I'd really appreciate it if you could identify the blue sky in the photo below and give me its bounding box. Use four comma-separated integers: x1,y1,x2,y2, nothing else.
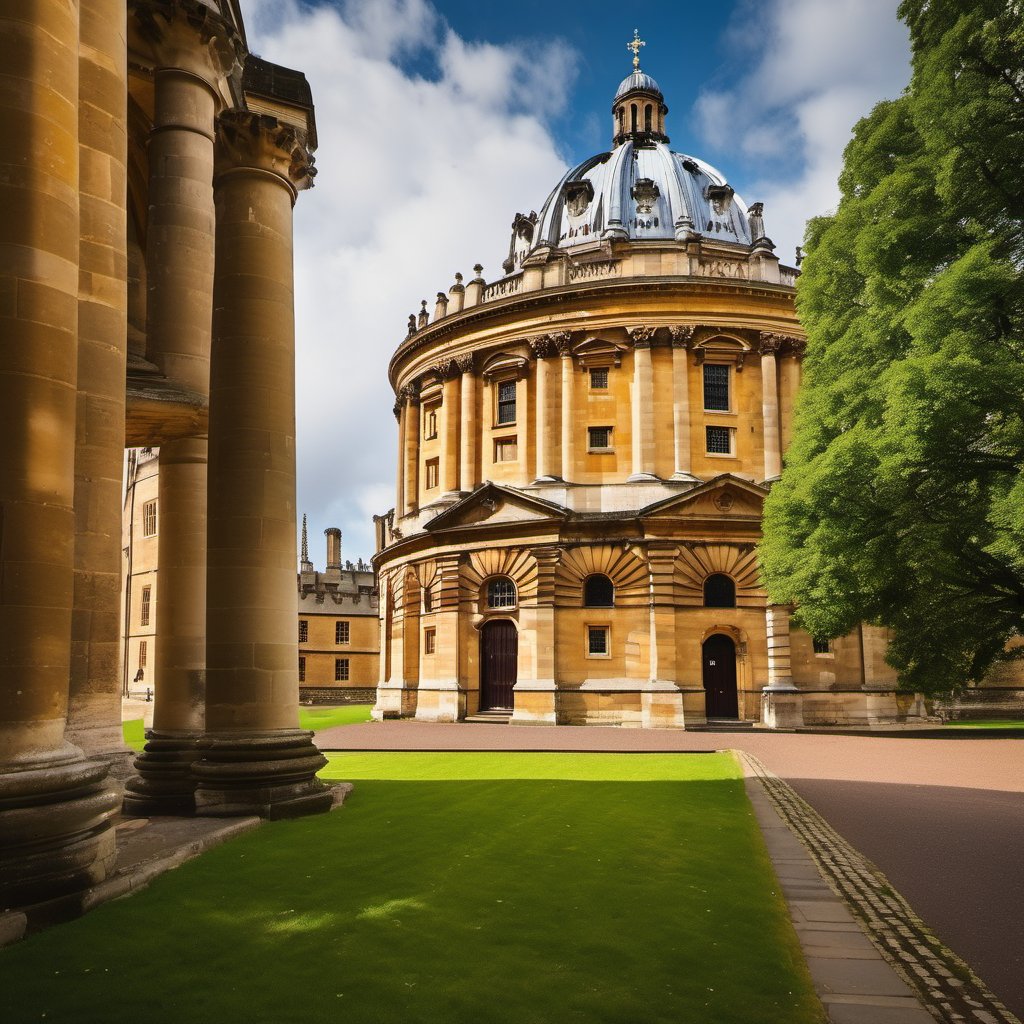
243,0,911,563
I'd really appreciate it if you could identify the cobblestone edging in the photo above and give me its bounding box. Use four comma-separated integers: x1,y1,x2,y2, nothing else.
741,752,1020,1024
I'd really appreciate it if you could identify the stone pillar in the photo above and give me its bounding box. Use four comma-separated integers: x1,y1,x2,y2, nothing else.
372,572,407,720
402,386,420,516
669,326,697,481
779,338,804,455
415,556,462,722
66,0,130,760
193,110,330,819
0,0,120,906
457,355,476,492
629,327,658,481
530,336,560,482
559,339,576,482
440,373,460,495
511,548,559,725
762,605,804,728
643,544,687,728
759,333,783,482
125,9,239,814
394,394,405,513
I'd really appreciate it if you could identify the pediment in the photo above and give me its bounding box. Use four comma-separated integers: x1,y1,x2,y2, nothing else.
641,475,767,520
425,483,568,532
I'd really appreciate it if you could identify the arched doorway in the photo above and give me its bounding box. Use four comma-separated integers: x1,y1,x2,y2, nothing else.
702,633,738,719
480,619,518,711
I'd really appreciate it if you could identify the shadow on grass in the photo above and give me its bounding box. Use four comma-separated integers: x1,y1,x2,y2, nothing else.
0,758,823,1024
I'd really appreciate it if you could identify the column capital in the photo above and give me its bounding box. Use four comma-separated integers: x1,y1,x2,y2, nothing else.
629,325,656,348
215,109,316,200
758,331,789,355
428,358,459,381
786,337,807,360
455,353,475,374
131,0,244,90
528,335,555,359
668,325,696,349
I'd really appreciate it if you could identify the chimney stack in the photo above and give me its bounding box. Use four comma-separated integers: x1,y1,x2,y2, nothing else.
325,527,342,570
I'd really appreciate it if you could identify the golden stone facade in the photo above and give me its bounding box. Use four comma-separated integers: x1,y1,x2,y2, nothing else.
0,0,329,911
372,62,924,730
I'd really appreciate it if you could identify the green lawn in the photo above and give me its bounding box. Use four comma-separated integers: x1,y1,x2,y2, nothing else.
940,719,1024,730
0,752,824,1024
121,705,372,752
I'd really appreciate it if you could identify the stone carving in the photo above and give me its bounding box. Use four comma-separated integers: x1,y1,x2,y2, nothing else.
567,259,621,282
696,257,749,280
529,335,555,359
629,326,656,348
758,332,787,355
450,271,464,291
455,353,475,374
553,332,574,356
668,325,696,348
407,314,416,335
564,180,594,217
748,202,765,240
631,177,661,214
713,491,735,512
788,338,807,360
417,300,429,329
706,183,735,215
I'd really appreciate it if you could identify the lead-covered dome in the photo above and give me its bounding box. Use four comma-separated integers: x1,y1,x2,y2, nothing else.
614,70,663,101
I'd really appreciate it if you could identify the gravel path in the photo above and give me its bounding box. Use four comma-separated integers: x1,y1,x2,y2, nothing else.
319,721,1024,1016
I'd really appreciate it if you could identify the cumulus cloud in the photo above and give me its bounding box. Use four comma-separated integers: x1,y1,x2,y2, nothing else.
243,0,575,562
695,0,911,264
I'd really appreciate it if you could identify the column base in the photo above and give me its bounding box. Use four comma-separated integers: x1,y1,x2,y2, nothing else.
0,744,120,908
627,473,660,483
531,475,563,485
123,732,201,816
511,682,557,725
761,686,805,728
670,471,700,482
413,686,462,723
372,685,404,720
192,731,331,820
641,686,686,729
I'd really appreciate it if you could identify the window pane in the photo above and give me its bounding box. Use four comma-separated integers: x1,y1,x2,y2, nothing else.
142,500,158,537
590,368,609,389
487,577,517,608
706,426,732,454
588,427,611,450
335,658,349,681
703,364,729,410
588,627,608,655
336,621,350,644
813,638,833,654
298,619,308,643
584,574,614,607
703,574,736,608
497,380,516,424
140,586,151,626
298,656,306,682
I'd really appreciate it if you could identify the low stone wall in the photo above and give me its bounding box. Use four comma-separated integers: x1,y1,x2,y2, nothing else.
931,688,1024,721
299,687,376,706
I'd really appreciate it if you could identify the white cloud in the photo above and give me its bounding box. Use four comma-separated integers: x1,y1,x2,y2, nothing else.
243,0,574,562
694,0,911,264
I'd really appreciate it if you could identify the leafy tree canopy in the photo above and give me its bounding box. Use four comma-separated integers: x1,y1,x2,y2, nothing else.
760,0,1024,694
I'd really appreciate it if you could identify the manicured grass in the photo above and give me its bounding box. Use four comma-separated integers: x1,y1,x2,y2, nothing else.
298,704,373,730
941,719,1024,729
0,752,824,1024
121,718,145,752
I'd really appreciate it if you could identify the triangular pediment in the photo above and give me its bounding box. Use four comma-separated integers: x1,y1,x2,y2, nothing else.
640,474,767,520
425,482,569,531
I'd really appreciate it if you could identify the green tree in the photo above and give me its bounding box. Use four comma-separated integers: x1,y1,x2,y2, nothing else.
760,0,1024,694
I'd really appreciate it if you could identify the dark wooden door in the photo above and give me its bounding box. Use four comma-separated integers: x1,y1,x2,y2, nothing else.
702,633,738,718
480,620,518,711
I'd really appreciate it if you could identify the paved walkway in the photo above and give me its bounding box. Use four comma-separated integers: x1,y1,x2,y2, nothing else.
319,721,1024,1019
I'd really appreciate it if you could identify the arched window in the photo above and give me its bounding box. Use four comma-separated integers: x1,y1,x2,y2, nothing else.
583,574,614,608
703,574,736,608
487,576,517,609
630,103,637,132
617,107,624,133
644,104,652,131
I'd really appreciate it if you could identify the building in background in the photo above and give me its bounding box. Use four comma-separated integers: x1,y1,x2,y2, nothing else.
298,519,379,705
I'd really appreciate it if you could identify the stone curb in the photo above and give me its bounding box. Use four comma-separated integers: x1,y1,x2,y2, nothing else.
739,751,1020,1024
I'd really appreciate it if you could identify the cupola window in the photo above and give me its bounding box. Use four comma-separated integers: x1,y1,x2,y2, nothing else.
644,104,652,131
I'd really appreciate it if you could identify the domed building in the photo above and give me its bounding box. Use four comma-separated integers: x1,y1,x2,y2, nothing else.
372,42,917,729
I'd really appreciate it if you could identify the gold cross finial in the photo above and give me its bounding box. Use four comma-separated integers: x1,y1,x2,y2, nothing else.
628,28,645,71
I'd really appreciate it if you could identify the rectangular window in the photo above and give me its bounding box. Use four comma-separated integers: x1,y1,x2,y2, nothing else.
494,436,518,462
140,585,151,627
298,656,306,682
138,639,147,668
496,380,517,425
587,626,610,657
588,426,613,451
142,500,158,537
424,406,438,440
335,658,349,681
424,628,436,655
812,638,834,655
298,619,308,643
589,367,609,390
703,364,730,411
335,620,350,644
705,426,733,455
425,457,439,489
423,589,434,613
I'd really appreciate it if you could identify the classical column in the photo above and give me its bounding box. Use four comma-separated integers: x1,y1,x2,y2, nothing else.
394,393,405,514
192,110,330,818
511,547,559,725
759,333,783,482
415,556,462,722
761,605,804,728
643,543,687,728
440,372,460,495
669,326,697,481
372,572,406,720
0,0,119,906
530,336,559,482
558,338,576,482
457,355,477,492
125,7,239,814
779,338,805,456
629,327,658,481
403,386,420,516
66,0,130,759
